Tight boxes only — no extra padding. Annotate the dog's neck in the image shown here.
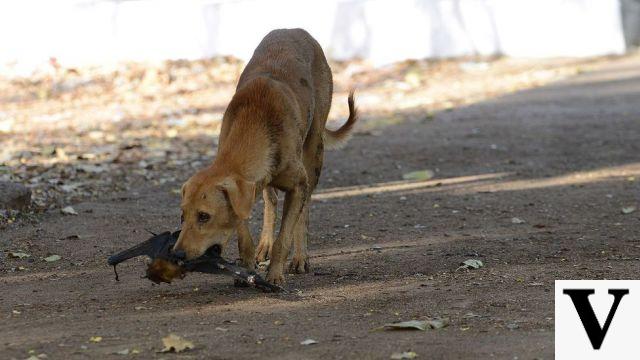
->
[213,126,273,184]
[212,77,280,184]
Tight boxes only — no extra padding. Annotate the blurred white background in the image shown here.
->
[0,0,633,75]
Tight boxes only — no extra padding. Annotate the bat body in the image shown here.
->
[107,230,282,292]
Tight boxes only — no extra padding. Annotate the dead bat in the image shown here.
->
[107,230,282,292]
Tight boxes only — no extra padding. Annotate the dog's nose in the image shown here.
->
[172,250,186,260]
[209,244,222,256]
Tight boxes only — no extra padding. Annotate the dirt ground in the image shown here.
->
[2,53,640,359]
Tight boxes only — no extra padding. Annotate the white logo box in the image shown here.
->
[555,280,640,359]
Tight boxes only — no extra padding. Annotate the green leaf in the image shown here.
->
[402,170,434,181]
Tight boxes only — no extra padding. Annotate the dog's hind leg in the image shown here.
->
[288,206,310,273]
[287,85,328,273]
[256,187,277,262]
[267,166,309,285]
[288,139,323,274]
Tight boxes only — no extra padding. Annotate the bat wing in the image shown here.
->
[184,255,283,292]
[107,230,180,266]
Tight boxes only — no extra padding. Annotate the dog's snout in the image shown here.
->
[172,249,186,260]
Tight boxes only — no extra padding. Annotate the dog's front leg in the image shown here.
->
[267,178,308,285]
[256,187,278,262]
[236,220,256,270]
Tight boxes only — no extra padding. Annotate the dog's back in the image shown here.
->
[237,29,332,137]
[238,28,330,92]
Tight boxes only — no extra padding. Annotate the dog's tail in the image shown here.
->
[324,91,358,150]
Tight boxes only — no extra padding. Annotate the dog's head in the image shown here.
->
[173,169,255,259]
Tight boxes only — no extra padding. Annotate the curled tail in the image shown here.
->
[324,90,358,150]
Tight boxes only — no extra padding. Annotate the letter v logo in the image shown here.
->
[563,289,629,350]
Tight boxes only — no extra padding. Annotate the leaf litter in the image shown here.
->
[0,56,603,231]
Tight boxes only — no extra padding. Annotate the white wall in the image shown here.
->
[0,0,626,74]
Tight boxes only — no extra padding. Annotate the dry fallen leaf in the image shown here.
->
[61,206,78,215]
[160,334,194,353]
[377,318,449,331]
[457,259,484,270]
[89,336,102,343]
[25,355,46,360]
[391,351,418,359]
[114,348,140,355]
[378,320,429,331]
[300,339,318,345]
[9,252,30,259]
[44,255,61,262]
[426,318,449,329]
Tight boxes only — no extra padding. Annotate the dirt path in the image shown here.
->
[2,55,640,359]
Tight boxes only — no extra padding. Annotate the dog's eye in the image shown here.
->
[197,211,211,223]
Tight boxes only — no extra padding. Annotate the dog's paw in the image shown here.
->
[266,268,285,286]
[238,256,257,272]
[288,256,310,274]
[255,242,271,263]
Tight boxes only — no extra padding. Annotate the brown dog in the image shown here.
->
[172,28,357,285]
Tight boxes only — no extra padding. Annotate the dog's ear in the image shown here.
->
[218,176,256,220]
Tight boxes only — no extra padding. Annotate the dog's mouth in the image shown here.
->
[169,244,221,262]
[206,244,223,257]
